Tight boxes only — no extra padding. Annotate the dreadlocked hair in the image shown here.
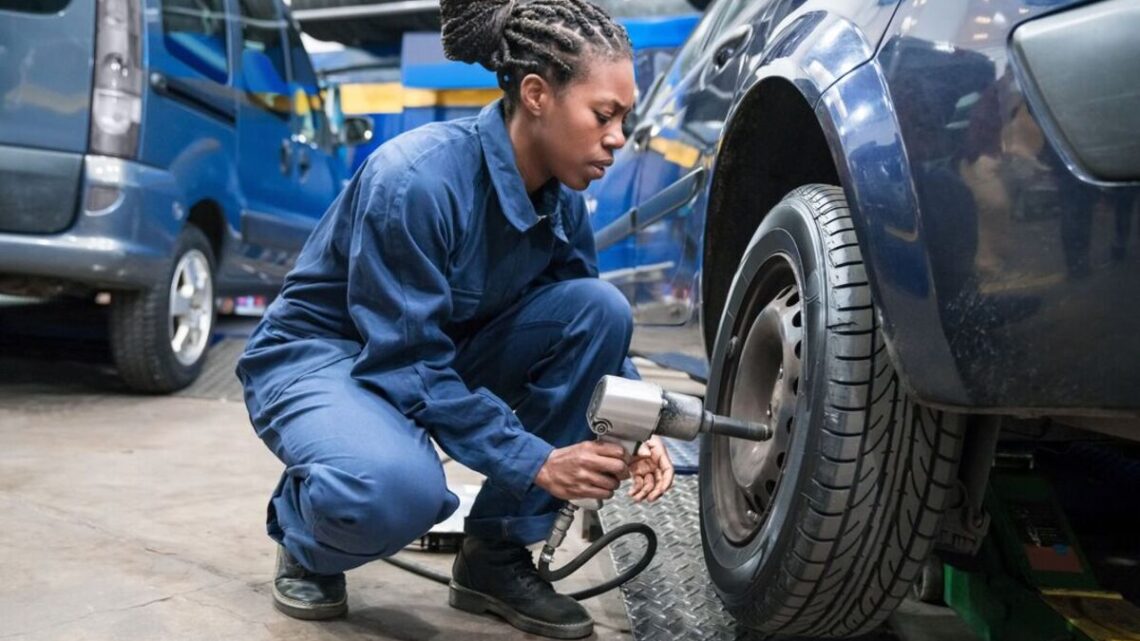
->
[441,0,632,113]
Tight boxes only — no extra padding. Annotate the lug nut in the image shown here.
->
[727,336,740,361]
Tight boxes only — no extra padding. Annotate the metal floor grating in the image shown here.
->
[598,476,760,641]
[176,338,246,402]
[596,477,975,641]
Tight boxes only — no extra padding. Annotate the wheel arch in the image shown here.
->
[701,76,839,357]
[185,198,225,263]
[703,56,973,409]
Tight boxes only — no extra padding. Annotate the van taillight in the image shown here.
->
[90,0,142,158]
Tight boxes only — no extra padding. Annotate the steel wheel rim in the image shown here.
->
[712,257,804,545]
[168,249,212,367]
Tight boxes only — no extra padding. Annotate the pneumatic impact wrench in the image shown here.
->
[536,375,772,599]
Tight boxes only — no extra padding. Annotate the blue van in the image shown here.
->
[0,0,369,392]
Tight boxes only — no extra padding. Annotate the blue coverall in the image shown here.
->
[237,99,639,576]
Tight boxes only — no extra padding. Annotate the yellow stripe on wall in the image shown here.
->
[340,83,405,115]
[340,83,502,115]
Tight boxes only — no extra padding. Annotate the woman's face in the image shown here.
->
[537,57,636,191]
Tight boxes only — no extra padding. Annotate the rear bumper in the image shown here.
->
[0,155,182,290]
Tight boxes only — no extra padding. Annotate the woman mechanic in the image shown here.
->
[237,0,674,638]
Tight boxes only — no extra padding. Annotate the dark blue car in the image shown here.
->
[585,0,1139,636]
[0,0,369,391]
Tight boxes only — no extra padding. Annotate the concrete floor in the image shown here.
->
[0,341,634,641]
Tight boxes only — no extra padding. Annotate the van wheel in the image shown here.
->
[110,226,215,393]
[699,185,963,638]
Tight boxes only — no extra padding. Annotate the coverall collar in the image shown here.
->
[478,100,567,241]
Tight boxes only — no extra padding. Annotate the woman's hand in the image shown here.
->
[534,441,630,501]
[627,436,674,502]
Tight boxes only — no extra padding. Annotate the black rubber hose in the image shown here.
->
[381,522,658,601]
[381,555,453,585]
[540,522,657,601]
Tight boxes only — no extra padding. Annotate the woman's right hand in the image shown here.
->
[534,441,630,501]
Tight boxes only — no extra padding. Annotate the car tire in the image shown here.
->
[699,185,963,638]
[110,226,216,393]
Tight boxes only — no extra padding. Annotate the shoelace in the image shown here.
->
[503,547,554,593]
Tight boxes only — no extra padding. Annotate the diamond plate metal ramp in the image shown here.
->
[598,476,759,641]
[176,338,246,402]
[599,477,909,641]
[662,437,699,474]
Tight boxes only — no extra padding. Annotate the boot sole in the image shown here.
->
[272,584,348,621]
[449,581,593,639]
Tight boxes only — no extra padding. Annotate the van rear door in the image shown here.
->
[0,1,94,233]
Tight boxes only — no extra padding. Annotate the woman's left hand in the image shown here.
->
[628,435,675,502]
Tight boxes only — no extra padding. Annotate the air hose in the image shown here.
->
[381,505,657,601]
[538,520,656,601]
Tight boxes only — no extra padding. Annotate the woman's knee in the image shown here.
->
[304,458,454,556]
[562,279,633,337]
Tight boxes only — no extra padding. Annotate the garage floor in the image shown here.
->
[0,315,631,641]
[0,307,982,641]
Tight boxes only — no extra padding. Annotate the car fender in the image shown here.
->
[705,2,969,402]
[813,59,971,406]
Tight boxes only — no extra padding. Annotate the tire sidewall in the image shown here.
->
[699,192,831,607]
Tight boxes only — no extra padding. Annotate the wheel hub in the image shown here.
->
[168,249,213,367]
[713,269,803,544]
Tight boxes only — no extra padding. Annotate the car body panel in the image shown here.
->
[0,0,347,299]
[590,0,901,372]
[0,2,95,236]
[590,0,1140,415]
[0,2,95,153]
[0,155,181,289]
[862,0,1140,412]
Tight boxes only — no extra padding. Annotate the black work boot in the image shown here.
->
[449,536,593,639]
[272,546,348,620]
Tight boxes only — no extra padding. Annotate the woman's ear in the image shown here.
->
[518,73,550,118]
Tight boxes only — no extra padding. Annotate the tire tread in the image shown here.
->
[720,185,963,638]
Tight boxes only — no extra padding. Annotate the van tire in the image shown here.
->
[699,185,963,638]
[110,226,216,393]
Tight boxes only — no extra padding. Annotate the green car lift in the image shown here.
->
[945,464,1140,641]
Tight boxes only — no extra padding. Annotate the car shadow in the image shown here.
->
[0,298,127,394]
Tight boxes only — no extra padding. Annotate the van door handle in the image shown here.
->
[279,140,291,174]
[297,149,311,177]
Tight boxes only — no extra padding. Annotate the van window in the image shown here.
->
[162,0,229,83]
[0,0,70,12]
[238,0,291,119]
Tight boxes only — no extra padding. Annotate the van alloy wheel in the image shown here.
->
[168,249,213,367]
[111,226,216,393]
